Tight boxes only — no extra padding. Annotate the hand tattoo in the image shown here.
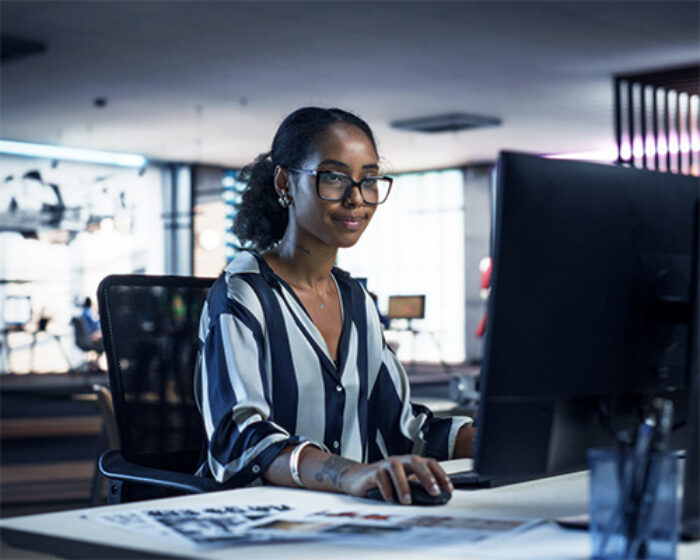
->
[314,455,354,491]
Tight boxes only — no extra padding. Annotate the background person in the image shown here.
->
[81,297,102,344]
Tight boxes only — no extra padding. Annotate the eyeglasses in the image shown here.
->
[288,168,393,205]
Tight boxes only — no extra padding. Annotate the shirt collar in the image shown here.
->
[224,248,352,285]
[225,250,281,288]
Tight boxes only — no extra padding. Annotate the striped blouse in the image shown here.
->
[195,251,472,486]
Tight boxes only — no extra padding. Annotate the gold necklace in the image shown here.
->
[274,255,332,311]
[318,275,335,310]
[286,276,330,310]
[318,282,328,310]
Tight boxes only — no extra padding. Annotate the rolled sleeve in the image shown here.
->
[197,283,291,486]
[381,348,473,461]
[421,414,473,460]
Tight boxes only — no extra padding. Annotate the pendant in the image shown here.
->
[320,302,325,309]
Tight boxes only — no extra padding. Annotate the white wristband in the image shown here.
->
[289,441,322,488]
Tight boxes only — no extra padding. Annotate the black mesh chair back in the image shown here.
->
[97,274,216,501]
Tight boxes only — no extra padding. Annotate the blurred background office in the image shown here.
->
[0,0,698,516]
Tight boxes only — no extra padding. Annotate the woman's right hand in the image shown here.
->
[264,446,453,504]
[338,454,453,504]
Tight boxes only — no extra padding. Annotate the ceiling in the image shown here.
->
[1,1,698,172]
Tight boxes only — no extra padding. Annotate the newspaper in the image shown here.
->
[90,502,541,550]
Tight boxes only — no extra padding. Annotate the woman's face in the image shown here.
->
[282,122,380,250]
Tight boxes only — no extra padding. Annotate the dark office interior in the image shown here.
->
[0,1,698,558]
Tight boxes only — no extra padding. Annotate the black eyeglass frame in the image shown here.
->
[287,167,393,205]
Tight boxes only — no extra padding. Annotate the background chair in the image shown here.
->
[97,274,222,503]
[71,316,103,372]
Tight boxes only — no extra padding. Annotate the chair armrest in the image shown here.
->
[99,449,224,494]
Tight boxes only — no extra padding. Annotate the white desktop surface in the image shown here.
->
[1,471,698,560]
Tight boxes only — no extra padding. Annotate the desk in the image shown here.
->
[1,472,698,559]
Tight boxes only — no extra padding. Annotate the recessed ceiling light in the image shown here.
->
[390,112,502,133]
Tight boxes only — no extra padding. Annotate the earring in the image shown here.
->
[278,192,292,208]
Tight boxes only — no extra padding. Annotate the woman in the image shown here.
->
[196,107,474,504]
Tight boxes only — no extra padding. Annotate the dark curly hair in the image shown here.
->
[232,107,378,252]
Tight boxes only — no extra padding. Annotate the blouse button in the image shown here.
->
[336,384,343,392]
[332,440,340,449]
[251,464,261,474]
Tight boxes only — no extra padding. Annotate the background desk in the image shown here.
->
[1,471,698,559]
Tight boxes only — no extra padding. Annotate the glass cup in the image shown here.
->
[588,448,678,559]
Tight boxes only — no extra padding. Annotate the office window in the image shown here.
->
[192,167,245,277]
[0,155,164,373]
[337,169,465,363]
[193,198,227,277]
[193,166,230,278]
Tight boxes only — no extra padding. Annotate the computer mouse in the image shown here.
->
[365,480,451,506]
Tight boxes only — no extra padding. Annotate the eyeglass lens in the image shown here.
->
[317,172,391,203]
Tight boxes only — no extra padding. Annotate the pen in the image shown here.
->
[621,414,656,559]
[597,414,656,557]
[627,399,674,559]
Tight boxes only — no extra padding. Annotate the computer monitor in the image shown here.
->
[386,295,425,320]
[3,296,31,327]
[474,152,699,490]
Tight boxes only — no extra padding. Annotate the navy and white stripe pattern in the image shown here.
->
[195,251,472,486]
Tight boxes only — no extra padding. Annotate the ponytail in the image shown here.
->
[232,151,288,252]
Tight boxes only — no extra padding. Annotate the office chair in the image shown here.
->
[97,274,223,504]
[71,316,103,372]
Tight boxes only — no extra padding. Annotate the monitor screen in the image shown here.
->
[387,295,425,320]
[4,296,31,326]
[474,152,699,484]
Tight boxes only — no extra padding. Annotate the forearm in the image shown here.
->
[263,445,360,493]
[264,444,455,503]
[453,425,476,458]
